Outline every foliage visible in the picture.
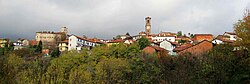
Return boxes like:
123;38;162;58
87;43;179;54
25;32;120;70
234;10;250;51
35;40;42;53
177;31;182;36
50;47;60;58
1;39;250;83
138;36;150;50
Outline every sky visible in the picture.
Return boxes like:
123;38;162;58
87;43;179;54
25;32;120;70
0;0;250;40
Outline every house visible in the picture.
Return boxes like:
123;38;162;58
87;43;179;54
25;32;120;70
212;35;235;44
174;40;213;56
159;40;178;55
173;43;193;53
175;36;190;43
68;35;100;51
143;46;167;54
12;38;30;50
106;39;124;46
158;32;176;37
0;38;9;48
223;32;237;41
192;34;213;43
29;40;37;47
58;39;68;52
35;27;68;49
151;34;176;42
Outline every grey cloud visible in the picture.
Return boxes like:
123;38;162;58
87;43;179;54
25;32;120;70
0;0;249;40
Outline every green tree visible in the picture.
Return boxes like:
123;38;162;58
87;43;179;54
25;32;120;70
95;58;131;83
138;37;150;50
35;40;42;53
50;47;60;57
177;31;182;36
44;51;89;83
1;54;24;84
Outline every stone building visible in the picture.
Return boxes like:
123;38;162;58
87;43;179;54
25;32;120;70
35;27;68;49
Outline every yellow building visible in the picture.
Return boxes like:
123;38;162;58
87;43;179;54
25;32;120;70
58;39;68;52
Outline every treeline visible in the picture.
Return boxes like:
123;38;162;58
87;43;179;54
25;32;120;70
0;43;250;84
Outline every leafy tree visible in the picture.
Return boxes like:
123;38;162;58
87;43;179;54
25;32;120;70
45;51;88;83
95;58;130;83
138;37;150;50
69;64;92;84
50;47;60;58
1;54;23;84
234;10;250;52
35;40;42;53
177;31;182;36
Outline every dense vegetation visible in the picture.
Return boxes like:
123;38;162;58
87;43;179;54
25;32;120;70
0;11;250;84
0;42;249;84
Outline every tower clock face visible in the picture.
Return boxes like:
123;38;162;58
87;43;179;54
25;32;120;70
146;26;150;29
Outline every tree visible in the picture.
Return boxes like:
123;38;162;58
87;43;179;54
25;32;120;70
35;41;42;53
138;37;150;50
95;58;130;83
177;31;182;36
126;32;130;36
234;10;250;51
50;47;60;58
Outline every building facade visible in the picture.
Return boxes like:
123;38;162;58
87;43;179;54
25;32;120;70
145;16;151;34
35;27;68;49
68;35;100;51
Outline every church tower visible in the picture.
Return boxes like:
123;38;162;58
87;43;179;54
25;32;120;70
145;16;151;34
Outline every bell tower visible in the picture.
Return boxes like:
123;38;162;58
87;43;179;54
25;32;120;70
145;16;151;34
61;26;68;34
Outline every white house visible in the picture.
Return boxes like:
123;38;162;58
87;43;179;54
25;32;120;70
13;39;30;50
212;39;224;44
223;32;237;41
68;35;98;51
151;35;176;42
159;40;177;55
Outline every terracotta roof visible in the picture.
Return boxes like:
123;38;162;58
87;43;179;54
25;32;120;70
216;35;235;43
173;43;193;52
107;39;124;43
73;35;104;44
174;40;212;52
145;46;166;51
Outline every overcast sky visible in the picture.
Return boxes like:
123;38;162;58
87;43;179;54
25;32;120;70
0;0;250;40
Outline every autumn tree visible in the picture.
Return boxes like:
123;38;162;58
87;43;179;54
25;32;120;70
234;10;250;52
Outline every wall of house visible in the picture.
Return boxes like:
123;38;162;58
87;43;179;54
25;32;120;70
178;41;213;56
152;36;175;42
36;32;66;48
68;36;77;50
160;41;175;55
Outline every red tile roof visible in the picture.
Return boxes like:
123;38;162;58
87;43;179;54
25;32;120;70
173;43;193;52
